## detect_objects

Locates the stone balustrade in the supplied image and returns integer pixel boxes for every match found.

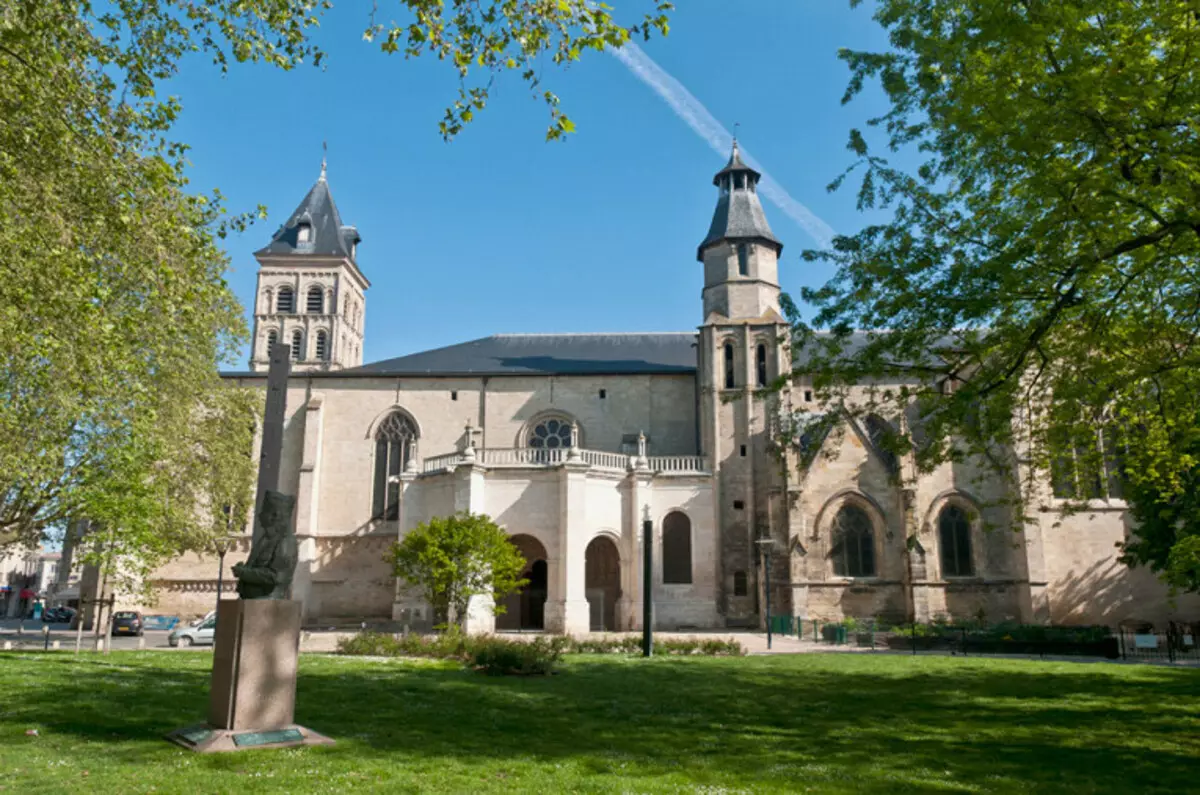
[420,448,708,475]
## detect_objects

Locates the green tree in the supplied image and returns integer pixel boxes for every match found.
[1,1,670,569]
[387,512,528,629]
[792,1,1200,589]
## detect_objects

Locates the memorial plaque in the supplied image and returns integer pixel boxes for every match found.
[232,728,305,748]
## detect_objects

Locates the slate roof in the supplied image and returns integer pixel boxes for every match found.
[698,143,783,260]
[342,333,700,376]
[255,174,360,260]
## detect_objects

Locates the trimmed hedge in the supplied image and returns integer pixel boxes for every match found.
[336,632,745,674]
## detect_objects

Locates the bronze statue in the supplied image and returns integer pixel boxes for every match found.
[233,490,297,600]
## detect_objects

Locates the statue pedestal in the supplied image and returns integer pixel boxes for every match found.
[166,599,334,753]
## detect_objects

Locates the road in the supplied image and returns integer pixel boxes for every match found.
[0,618,193,651]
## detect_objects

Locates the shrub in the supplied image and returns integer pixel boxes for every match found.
[337,632,404,657]
[469,636,566,676]
[337,631,746,667]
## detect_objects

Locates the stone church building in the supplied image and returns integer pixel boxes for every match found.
[147,146,1196,633]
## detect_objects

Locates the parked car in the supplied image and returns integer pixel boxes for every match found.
[168,616,216,647]
[110,610,144,637]
[42,607,75,624]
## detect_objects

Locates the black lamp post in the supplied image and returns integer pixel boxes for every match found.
[642,505,653,658]
[756,536,776,650]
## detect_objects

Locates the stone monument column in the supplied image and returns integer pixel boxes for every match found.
[167,343,333,753]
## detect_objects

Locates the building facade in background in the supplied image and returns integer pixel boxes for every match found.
[144,145,1198,631]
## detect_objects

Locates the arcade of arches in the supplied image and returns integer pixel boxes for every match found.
[497,535,548,631]
[496,534,623,632]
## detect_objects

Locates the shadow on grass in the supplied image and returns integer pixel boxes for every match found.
[2,651,1199,793]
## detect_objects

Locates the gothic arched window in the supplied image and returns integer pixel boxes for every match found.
[315,330,329,361]
[528,417,574,450]
[372,412,418,520]
[662,512,692,584]
[289,330,304,361]
[723,342,735,389]
[276,286,295,314]
[831,503,875,578]
[756,344,767,387]
[938,504,974,577]
[306,286,324,313]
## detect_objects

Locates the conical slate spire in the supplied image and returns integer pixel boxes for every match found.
[697,140,782,261]
[255,164,361,260]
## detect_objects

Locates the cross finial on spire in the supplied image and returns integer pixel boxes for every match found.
[319,140,327,181]
[732,122,740,152]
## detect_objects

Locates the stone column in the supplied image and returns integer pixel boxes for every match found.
[450,455,494,634]
[390,470,418,624]
[292,392,324,623]
[545,457,591,635]
[622,465,654,631]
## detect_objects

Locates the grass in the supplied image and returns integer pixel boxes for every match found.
[0,651,1198,794]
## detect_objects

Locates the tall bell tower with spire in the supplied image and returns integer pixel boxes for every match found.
[696,139,793,628]
[249,152,369,373]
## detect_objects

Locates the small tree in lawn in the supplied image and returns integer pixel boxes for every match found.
[387,512,527,631]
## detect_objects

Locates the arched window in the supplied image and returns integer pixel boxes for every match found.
[736,243,749,276]
[831,503,875,577]
[265,330,278,354]
[276,286,295,314]
[372,412,418,520]
[315,330,329,361]
[528,416,574,449]
[306,286,324,313]
[296,223,312,243]
[938,504,974,577]
[290,330,303,362]
[723,342,735,389]
[864,414,899,474]
[662,512,692,584]
[733,570,748,596]
[756,344,767,387]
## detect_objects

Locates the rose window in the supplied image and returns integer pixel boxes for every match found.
[529,418,573,449]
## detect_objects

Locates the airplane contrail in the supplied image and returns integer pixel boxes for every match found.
[608,40,836,249]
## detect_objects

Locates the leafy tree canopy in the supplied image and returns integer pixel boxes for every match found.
[792,1,1200,590]
[388,512,528,629]
[0,0,669,585]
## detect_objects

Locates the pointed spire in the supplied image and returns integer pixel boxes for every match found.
[319,140,328,182]
[698,138,782,261]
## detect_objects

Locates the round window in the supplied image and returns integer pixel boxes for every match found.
[529,418,573,449]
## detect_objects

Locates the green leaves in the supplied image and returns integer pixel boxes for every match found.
[366,1,673,141]
[388,512,529,628]
[793,0,1200,590]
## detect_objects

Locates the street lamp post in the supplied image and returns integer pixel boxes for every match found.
[642,505,653,658]
[756,536,777,650]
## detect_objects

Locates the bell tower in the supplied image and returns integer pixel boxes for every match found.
[696,140,792,628]
[697,140,784,324]
[249,157,369,373]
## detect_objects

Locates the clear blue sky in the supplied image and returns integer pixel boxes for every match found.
[167,1,907,367]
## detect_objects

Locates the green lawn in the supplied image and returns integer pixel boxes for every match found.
[1,651,1197,794]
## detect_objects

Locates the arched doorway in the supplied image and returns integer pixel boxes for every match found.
[585,536,621,631]
[498,535,548,631]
